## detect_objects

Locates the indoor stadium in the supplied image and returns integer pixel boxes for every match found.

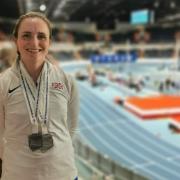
[0,0,180,180]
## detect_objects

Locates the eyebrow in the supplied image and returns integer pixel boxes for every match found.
[22,31,47,34]
[22,31,31,34]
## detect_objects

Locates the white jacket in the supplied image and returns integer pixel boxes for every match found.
[0,61,79,180]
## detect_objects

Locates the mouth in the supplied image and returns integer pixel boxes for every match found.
[26,49,42,53]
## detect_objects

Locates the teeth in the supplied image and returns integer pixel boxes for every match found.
[27,49,40,53]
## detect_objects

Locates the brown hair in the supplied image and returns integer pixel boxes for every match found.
[13,11,52,39]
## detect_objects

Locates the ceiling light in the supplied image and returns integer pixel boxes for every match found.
[40,4,46,11]
[154,1,159,8]
[170,1,176,8]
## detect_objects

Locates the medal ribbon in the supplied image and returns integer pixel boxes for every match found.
[18,59,49,134]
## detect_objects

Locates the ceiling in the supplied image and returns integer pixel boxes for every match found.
[0,0,180,30]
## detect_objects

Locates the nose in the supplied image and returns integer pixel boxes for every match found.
[30,36,39,47]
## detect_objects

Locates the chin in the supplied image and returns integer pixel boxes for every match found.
[30,55,45,60]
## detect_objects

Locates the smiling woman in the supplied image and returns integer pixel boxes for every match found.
[0,12,79,180]
[13,12,52,82]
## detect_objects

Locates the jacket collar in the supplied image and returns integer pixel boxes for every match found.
[11,57,54,76]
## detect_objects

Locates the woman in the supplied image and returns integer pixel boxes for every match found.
[0,12,79,180]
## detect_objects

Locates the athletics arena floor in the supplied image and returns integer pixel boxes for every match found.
[74,62,180,180]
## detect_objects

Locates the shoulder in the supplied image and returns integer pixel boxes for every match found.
[49,63,78,97]
[0,67,19,95]
[49,63,74,86]
[0,68,13,85]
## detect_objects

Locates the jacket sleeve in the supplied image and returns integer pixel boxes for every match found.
[67,76,79,138]
[0,84,5,159]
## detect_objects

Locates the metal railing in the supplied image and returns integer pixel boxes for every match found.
[74,138,148,180]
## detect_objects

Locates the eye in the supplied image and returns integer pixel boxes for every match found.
[38,33,47,40]
[22,33,31,40]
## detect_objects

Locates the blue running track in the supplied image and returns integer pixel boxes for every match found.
[78,82,180,180]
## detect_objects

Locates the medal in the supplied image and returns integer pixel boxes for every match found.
[28,133,42,151]
[28,133,54,152]
[41,134,54,152]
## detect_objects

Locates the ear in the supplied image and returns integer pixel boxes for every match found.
[12,37,19,56]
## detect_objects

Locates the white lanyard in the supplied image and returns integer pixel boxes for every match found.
[18,60,49,134]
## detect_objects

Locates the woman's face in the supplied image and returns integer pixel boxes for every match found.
[15,17,50,66]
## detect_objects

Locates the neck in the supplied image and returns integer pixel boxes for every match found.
[22,61,44,83]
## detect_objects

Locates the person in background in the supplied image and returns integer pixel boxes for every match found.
[0,11,79,180]
[0,42,16,72]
